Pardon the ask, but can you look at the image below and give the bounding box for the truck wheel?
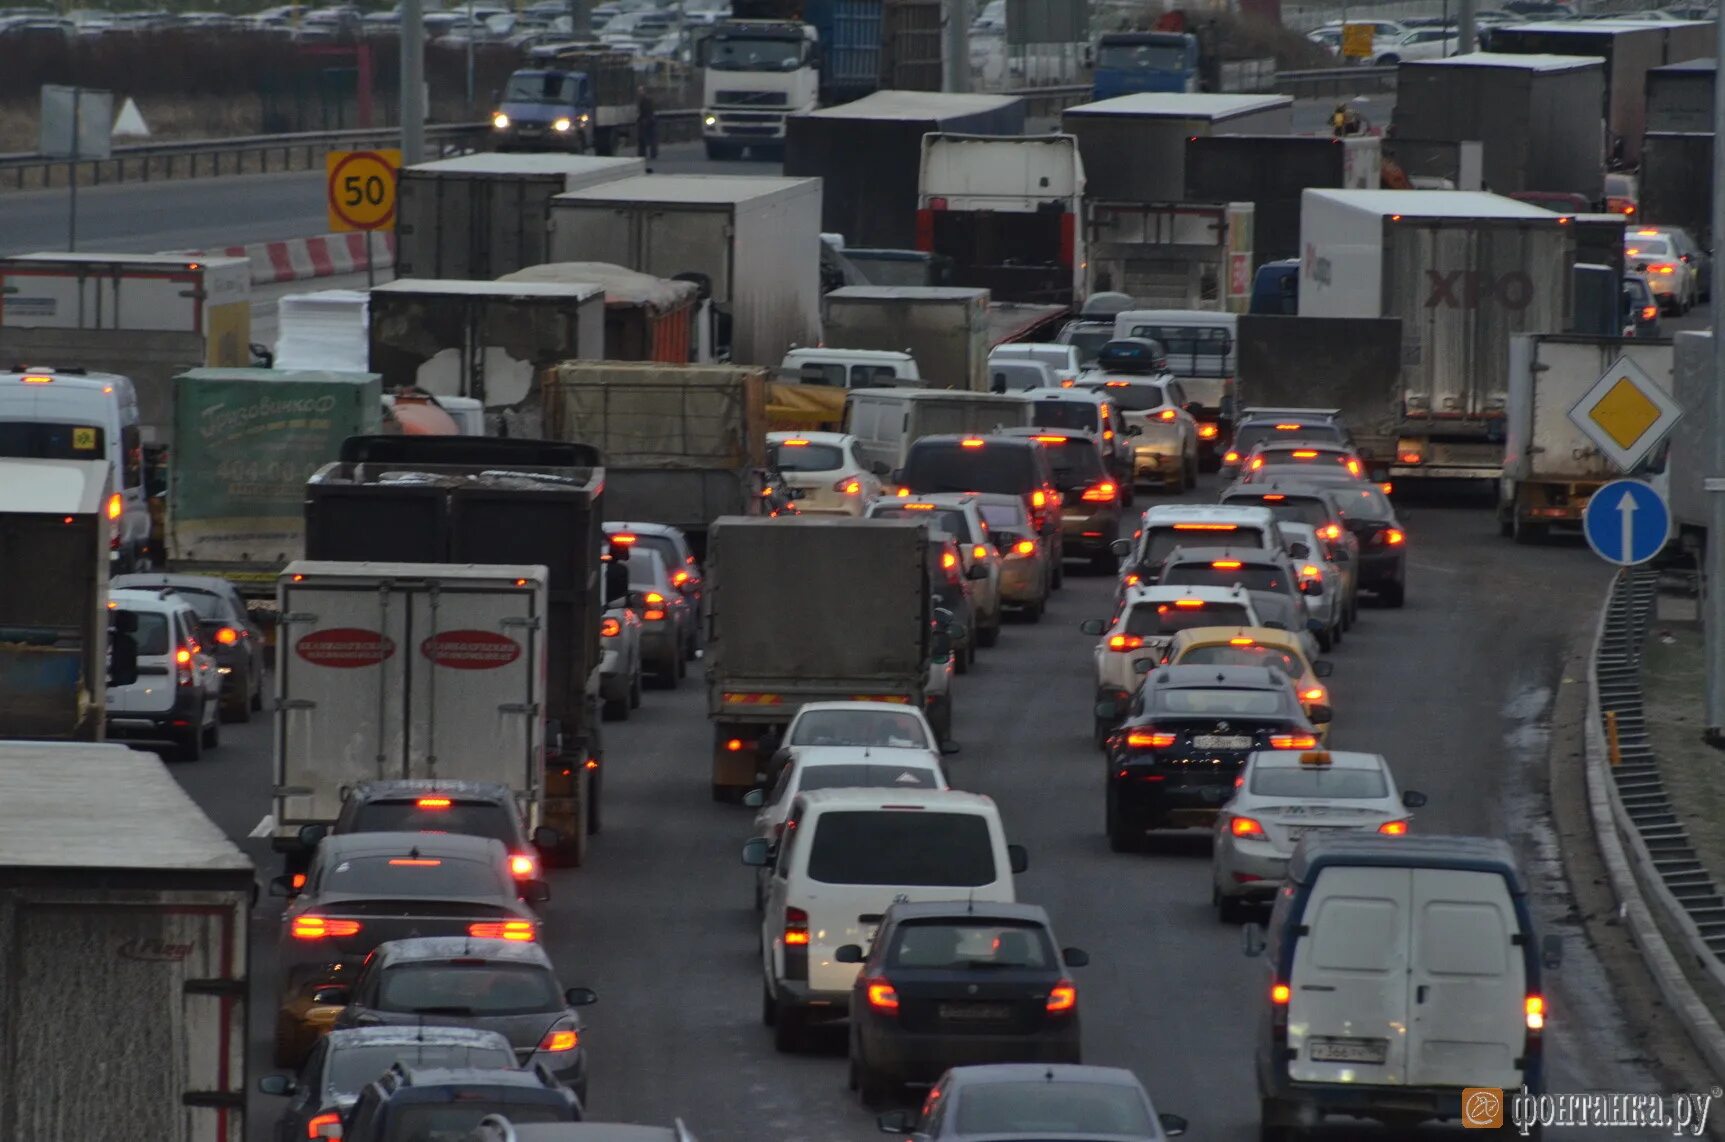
[602,689,627,721]
[174,718,203,763]
[1380,581,1406,608]
[1316,627,1333,653]
[202,715,220,750]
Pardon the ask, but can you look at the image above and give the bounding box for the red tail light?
[1127,729,1176,748]
[1648,263,1677,275]
[1224,451,1239,463]
[834,477,862,495]
[1642,305,1659,321]
[915,209,935,251]
[214,626,239,645]
[416,797,451,809]
[1398,451,1422,464]
[1081,481,1117,503]
[1106,634,1144,652]
[1378,819,1410,836]
[972,544,989,561]
[468,920,536,941]
[1301,688,1326,703]
[866,978,900,1012]
[1383,529,1405,546]
[509,853,538,878]
[291,916,361,940]
[175,647,192,665]
[1317,524,1342,540]
[600,617,621,637]
[1045,980,1077,1013]
[1058,211,1076,269]
[671,569,691,587]
[538,1027,580,1051]
[107,492,123,521]
[1197,423,1219,439]
[1525,994,1546,1031]
[175,647,195,687]
[1269,734,1319,749]
[1012,539,1036,557]
[784,905,810,946]
[1271,982,1291,1005]
[1230,815,1265,837]
[307,1112,343,1139]
[1030,489,1048,508]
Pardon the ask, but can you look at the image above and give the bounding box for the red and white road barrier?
[174,231,395,285]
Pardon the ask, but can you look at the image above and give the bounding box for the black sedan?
[876,1063,1188,1140]
[1098,665,1319,852]
[1322,481,1407,608]
[837,900,1088,1105]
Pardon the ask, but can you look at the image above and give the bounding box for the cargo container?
[167,368,381,592]
[498,263,708,365]
[1483,21,1712,163]
[304,435,607,865]
[395,153,645,280]
[1391,54,1606,200]
[1233,315,1405,469]
[1060,93,1294,203]
[1298,189,1575,482]
[0,742,251,1142]
[1646,56,1714,133]
[367,279,606,422]
[704,514,931,796]
[804,0,944,103]
[1085,202,1254,312]
[1571,213,1629,279]
[1183,135,1379,267]
[823,285,991,390]
[785,91,1027,250]
[1500,334,1671,540]
[1640,131,1713,248]
[548,175,822,366]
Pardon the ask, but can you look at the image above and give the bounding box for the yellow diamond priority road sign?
[1567,354,1683,474]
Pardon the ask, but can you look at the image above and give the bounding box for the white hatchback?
[105,587,221,761]
[767,431,883,516]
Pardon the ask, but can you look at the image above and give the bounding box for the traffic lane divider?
[167,231,395,286]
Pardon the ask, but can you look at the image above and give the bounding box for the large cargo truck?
[698,11,820,160]
[1297,189,1575,483]
[1391,54,1606,201]
[1059,92,1294,203]
[548,175,822,366]
[395,153,645,280]
[1640,131,1713,249]
[1500,335,1672,542]
[785,91,1028,250]
[704,515,931,798]
[303,436,609,867]
[1233,315,1406,471]
[1646,56,1714,133]
[1183,135,1379,268]
[822,286,990,390]
[1086,202,1254,312]
[499,263,709,365]
[272,561,557,861]
[0,742,252,1142]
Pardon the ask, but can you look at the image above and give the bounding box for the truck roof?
[0,744,250,873]
[1291,833,1526,892]
[553,174,819,206]
[1404,51,1602,72]
[403,153,645,178]
[827,285,988,303]
[799,90,1024,121]
[1304,188,1563,220]
[370,280,605,304]
[1493,19,1706,33]
[1650,57,1716,74]
[1064,92,1293,119]
[284,560,549,586]
[0,457,110,516]
[498,262,699,311]
[0,251,248,271]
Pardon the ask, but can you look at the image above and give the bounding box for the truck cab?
[1092,31,1200,97]
[699,18,819,160]
[491,68,597,153]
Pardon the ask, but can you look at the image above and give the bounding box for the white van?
[0,368,149,571]
[1246,835,1560,1135]
[843,388,1033,478]
[744,787,1028,1052]
[1112,310,1237,445]
[782,348,921,389]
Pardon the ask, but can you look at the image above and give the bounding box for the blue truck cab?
[1250,258,1299,315]
[492,68,596,153]
[1092,31,1200,97]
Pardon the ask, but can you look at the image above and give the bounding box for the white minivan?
[843,388,1033,479]
[1245,834,1561,1137]
[743,787,1028,1052]
[0,368,150,571]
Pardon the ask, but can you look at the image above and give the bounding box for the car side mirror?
[1132,657,1154,674]
[965,563,988,581]
[524,879,552,904]
[741,837,774,867]
[1313,660,1334,678]
[298,823,329,848]
[108,628,139,687]
[311,984,350,1006]
[1308,704,1332,724]
[1007,843,1029,874]
[1110,538,1132,556]
[1541,933,1563,970]
[889,469,904,485]
[742,788,765,808]
[877,1111,913,1134]
[1402,789,1428,810]
[1094,698,1120,720]
[1242,922,1266,958]
[1079,618,1106,636]
[258,1074,296,1096]
[871,461,890,477]
[267,874,298,897]
[1062,946,1089,967]
[940,741,960,755]
[1127,424,1142,436]
[564,986,598,1007]
[1289,542,1310,559]
[1160,1113,1190,1137]
[834,943,865,964]
[532,825,562,850]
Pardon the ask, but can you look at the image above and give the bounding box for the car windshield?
[321,855,502,898]
[887,921,1055,969]
[383,1103,566,1140]
[1179,643,1302,676]
[609,532,683,577]
[977,502,1029,531]
[1251,765,1389,799]
[1081,380,1165,412]
[376,962,561,1016]
[1030,401,1100,433]
[1233,422,1342,453]
[1163,562,1288,594]
[1626,238,1672,258]
[788,709,930,748]
[0,420,105,460]
[326,1042,515,1095]
[872,506,970,540]
[502,71,575,102]
[797,764,939,793]
[348,801,517,846]
[769,441,846,472]
[1228,495,1330,528]
[1155,687,1286,716]
[124,610,170,656]
[806,811,996,886]
[901,444,1033,495]
[1123,323,1229,360]
[167,587,231,622]
[1333,486,1397,521]
[1141,524,1263,564]
[706,32,803,69]
[955,1081,1155,1136]
[1037,439,1106,487]
[625,550,666,588]
[1125,601,1251,635]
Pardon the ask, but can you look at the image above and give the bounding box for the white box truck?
[547,174,823,366]
[0,742,252,1141]
[1298,189,1575,482]
[272,561,550,867]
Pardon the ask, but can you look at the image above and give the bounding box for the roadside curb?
[173,232,395,286]
[1583,570,1725,1083]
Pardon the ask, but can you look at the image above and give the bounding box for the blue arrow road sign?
[1583,479,1672,566]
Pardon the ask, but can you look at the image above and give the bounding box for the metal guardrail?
[0,68,1395,192]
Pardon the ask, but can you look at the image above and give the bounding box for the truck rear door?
[1287,865,1411,1085]
[642,207,734,304]
[1406,868,1528,1091]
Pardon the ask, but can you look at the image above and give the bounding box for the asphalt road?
[0,97,1378,257]
[165,472,1662,1142]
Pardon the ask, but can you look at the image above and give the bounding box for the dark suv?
[341,1064,582,1141]
[896,435,1065,580]
[998,427,1121,572]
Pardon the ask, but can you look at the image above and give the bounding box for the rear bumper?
[1259,1071,1538,1124]
[1388,464,1499,479]
[1112,773,1238,828]
[1356,550,1405,588]
[997,561,1044,603]
[105,684,204,742]
[858,1020,1081,1080]
[1062,510,1120,554]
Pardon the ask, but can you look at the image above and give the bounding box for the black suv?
[342,1064,582,1141]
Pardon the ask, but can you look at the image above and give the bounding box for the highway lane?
[168,475,1649,1142]
[0,97,1381,257]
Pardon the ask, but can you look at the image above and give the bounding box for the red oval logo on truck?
[295,628,395,668]
[421,630,522,670]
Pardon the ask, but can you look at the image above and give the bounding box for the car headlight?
[579,112,590,122]
[704,114,717,127]
[492,111,509,129]
[553,117,572,132]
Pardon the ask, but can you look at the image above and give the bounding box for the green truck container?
[168,368,381,593]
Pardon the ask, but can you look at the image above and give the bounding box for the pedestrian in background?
[637,86,659,159]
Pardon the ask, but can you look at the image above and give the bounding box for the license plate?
[939,1002,1013,1021]
[1308,1037,1389,1064]
[1194,734,1252,749]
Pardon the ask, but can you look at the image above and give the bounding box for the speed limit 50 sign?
[325,149,401,233]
